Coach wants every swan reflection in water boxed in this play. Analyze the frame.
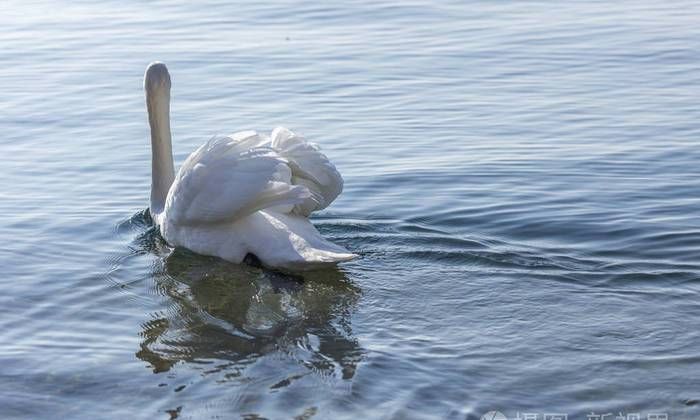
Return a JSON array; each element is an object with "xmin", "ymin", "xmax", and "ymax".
[{"xmin": 128, "ymin": 221, "xmax": 363, "ymax": 386}]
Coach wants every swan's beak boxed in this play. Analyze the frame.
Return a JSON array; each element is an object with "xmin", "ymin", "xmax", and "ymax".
[{"xmin": 144, "ymin": 62, "xmax": 171, "ymax": 94}]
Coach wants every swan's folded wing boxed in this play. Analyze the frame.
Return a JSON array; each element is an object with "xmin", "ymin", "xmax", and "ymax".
[
  {"xmin": 165, "ymin": 131, "xmax": 310, "ymax": 225},
  {"xmin": 270, "ymin": 127, "xmax": 343, "ymax": 216}
]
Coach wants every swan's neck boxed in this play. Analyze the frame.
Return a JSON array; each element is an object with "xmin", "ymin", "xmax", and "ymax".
[{"xmin": 147, "ymin": 85, "xmax": 174, "ymax": 216}]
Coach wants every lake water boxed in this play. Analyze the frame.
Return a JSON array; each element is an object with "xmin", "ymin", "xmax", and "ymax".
[{"xmin": 1, "ymin": 1, "xmax": 699, "ymax": 419}]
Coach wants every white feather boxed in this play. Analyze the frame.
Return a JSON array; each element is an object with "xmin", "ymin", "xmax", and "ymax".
[
  {"xmin": 164, "ymin": 132, "xmax": 309, "ymax": 225},
  {"xmin": 270, "ymin": 127, "xmax": 344, "ymax": 216}
]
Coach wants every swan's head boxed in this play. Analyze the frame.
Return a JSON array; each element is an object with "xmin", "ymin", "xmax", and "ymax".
[{"xmin": 144, "ymin": 62, "xmax": 171, "ymax": 96}]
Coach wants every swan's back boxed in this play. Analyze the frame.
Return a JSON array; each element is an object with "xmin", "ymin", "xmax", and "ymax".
[{"xmin": 159, "ymin": 128, "xmax": 354, "ymax": 270}]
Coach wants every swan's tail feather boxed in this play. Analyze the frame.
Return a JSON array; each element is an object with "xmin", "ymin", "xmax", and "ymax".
[{"xmin": 241, "ymin": 211, "xmax": 356, "ymax": 271}]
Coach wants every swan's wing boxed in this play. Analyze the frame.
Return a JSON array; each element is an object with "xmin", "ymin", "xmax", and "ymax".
[
  {"xmin": 165, "ymin": 131, "xmax": 310, "ymax": 225},
  {"xmin": 270, "ymin": 127, "xmax": 343, "ymax": 216}
]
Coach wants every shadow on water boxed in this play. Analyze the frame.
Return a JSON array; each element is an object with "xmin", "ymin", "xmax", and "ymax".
[{"xmin": 118, "ymin": 210, "xmax": 364, "ymax": 384}]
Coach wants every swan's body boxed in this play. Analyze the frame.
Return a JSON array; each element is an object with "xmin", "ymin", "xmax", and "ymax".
[{"xmin": 145, "ymin": 62, "xmax": 355, "ymax": 270}]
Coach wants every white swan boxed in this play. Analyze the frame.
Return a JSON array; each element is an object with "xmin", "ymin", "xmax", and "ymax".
[{"xmin": 144, "ymin": 62, "xmax": 355, "ymax": 270}]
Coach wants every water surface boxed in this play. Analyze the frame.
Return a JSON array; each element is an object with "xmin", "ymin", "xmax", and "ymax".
[{"xmin": 1, "ymin": 1, "xmax": 700, "ymax": 419}]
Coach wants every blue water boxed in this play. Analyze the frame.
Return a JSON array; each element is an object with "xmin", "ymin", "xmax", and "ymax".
[{"xmin": 1, "ymin": 1, "xmax": 700, "ymax": 419}]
